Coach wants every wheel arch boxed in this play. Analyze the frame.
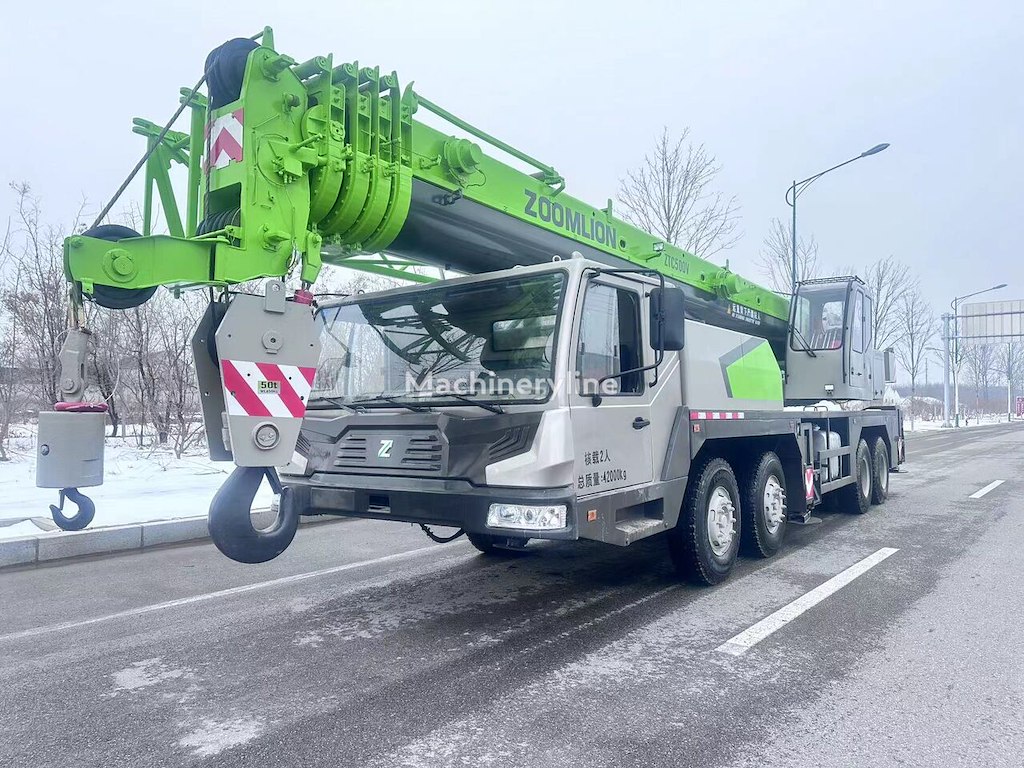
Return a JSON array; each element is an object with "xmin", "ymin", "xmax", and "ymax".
[{"xmin": 861, "ymin": 424, "xmax": 891, "ymax": 465}]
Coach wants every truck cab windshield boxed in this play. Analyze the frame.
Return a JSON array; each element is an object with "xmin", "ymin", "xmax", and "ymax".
[
  {"xmin": 791, "ymin": 283, "xmax": 848, "ymax": 352},
  {"xmin": 310, "ymin": 272, "xmax": 565, "ymax": 407}
]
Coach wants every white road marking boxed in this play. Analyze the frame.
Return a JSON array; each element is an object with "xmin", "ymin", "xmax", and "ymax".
[
  {"xmin": 716, "ymin": 547, "xmax": 899, "ymax": 657},
  {"xmin": 0, "ymin": 544, "xmax": 459, "ymax": 643},
  {"xmin": 969, "ymin": 480, "xmax": 1005, "ymax": 499}
]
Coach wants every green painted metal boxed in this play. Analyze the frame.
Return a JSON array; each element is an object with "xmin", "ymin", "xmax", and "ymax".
[
  {"xmin": 64, "ymin": 28, "xmax": 788, "ymax": 327},
  {"xmin": 182, "ymin": 88, "xmax": 207, "ymax": 237},
  {"xmin": 132, "ymin": 119, "xmax": 187, "ymax": 238},
  {"xmin": 723, "ymin": 341, "xmax": 784, "ymax": 401}
]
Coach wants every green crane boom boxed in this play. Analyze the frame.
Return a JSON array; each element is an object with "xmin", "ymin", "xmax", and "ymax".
[{"xmin": 65, "ymin": 28, "xmax": 789, "ymax": 343}]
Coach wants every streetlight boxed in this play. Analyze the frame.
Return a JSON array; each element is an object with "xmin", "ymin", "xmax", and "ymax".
[
  {"xmin": 947, "ymin": 283, "xmax": 1008, "ymax": 427},
  {"xmin": 785, "ymin": 143, "xmax": 890, "ymax": 294}
]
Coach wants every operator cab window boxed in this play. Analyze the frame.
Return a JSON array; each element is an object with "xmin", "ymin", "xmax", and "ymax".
[
  {"xmin": 792, "ymin": 284, "xmax": 848, "ymax": 351},
  {"xmin": 577, "ymin": 283, "xmax": 642, "ymax": 395},
  {"xmin": 851, "ymin": 291, "xmax": 865, "ymax": 353}
]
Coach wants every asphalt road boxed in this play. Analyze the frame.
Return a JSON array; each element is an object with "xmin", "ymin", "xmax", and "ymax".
[{"xmin": 1, "ymin": 422, "xmax": 1021, "ymax": 767}]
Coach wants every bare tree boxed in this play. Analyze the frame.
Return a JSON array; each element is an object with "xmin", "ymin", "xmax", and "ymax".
[
  {"xmin": 0, "ymin": 215, "xmax": 11, "ymax": 274},
  {"xmin": 4, "ymin": 183, "xmax": 83, "ymax": 410},
  {"xmin": 618, "ymin": 128, "xmax": 740, "ymax": 259},
  {"xmin": 82, "ymin": 303, "xmax": 128, "ymax": 437},
  {"xmin": 120, "ymin": 299, "xmax": 167, "ymax": 446},
  {"xmin": 995, "ymin": 342, "xmax": 1024, "ymax": 417},
  {"xmin": 153, "ymin": 293, "xmax": 206, "ymax": 458},
  {"xmin": 0, "ymin": 271, "xmax": 24, "ymax": 461},
  {"xmin": 894, "ymin": 288, "xmax": 938, "ymax": 428},
  {"xmin": 963, "ymin": 343, "xmax": 996, "ymax": 414},
  {"xmin": 862, "ymin": 256, "xmax": 915, "ymax": 352},
  {"xmin": 0, "ymin": 221, "xmax": 18, "ymax": 459},
  {"xmin": 756, "ymin": 217, "xmax": 820, "ymax": 293}
]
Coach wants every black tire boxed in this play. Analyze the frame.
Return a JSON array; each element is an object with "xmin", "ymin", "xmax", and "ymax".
[
  {"xmin": 49, "ymin": 489, "xmax": 96, "ymax": 531},
  {"xmin": 839, "ymin": 438, "xmax": 872, "ymax": 515},
  {"xmin": 82, "ymin": 225, "xmax": 158, "ymax": 310},
  {"xmin": 870, "ymin": 437, "xmax": 889, "ymax": 505},
  {"xmin": 740, "ymin": 452, "xmax": 788, "ymax": 558},
  {"xmin": 205, "ymin": 38, "xmax": 259, "ymax": 110},
  {"xmin": 208, "ymin": 466, "xmax": 299, "ymax": 564},
  {"xmin": 466, "ymin": 532, "xmax": 530, "ymax": 556},
  {"xmin": 668, "ymin": 457, "xmax": 741, "ymax": 585}
]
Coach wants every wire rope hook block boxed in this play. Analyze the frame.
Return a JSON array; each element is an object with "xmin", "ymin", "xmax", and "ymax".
[
  {"xmin": 35, "ymin": 328, "xmax": 107, "ymax": 531},
  {"xmin": 205, "ymin": 280, "xmax": 322, "ymax": 563},
  {"xmin": 36, "ymin": 403, "xmax": 108, "ymax": 531}
]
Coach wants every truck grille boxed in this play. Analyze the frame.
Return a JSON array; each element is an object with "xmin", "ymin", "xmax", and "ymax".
[
  {"xmin": 332, "ymin": 431, "xmax": 443, "ymax": 473},
  {"xmin": 334, "ymin": 435, "xmax": 368, "ymax": 464},
  {"xmin": 402, "ymin": 434, "xmax": 443, "ymax": 471}
]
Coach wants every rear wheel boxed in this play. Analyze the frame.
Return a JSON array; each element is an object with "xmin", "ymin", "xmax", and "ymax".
[
  {"xmin": 870, "ymin": 437, "xmax": 889, "ymax": 505},
  {"xmin": 839, "ymin": 438, "xmax": 872, "ymax": 514},
  {"xmin": 668, "ymin": 457, "xmax": 741, "ymax": 585},
  {"xmin": 466, "ymin": 532, "xmax": 530, "ymax": 556},
  {"xmin": 740, "ymin": 452, "xmax": 787, "ymax": 558}
]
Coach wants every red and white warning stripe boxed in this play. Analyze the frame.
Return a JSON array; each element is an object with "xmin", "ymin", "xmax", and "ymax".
[
  {"xmin": 804, "ymin": 466, "xmax": 815, "ymax": 500},
  {"xmin": 205, "ymin": 109, "xmax": 244, "ymax": 170},
  {"xmin": 221, "ymin": 360, "xmax": 316, "ymax": 419},
  {"xmin": 689, "ymin": 411, "xmax": 746, "ymax": 421}
]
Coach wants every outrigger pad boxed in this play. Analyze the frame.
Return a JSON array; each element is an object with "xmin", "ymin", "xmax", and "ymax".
[{"xmin": 212, "ymin": 281, "xmax": 322, "ymax": 467}]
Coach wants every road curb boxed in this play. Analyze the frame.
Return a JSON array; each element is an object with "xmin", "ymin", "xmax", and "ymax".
[{"xmin": 0, "ymin": 513, "xmax": 346, "ymax": 569}]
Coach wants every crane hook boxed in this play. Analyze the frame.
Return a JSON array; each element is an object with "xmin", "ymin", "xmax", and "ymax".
[
  {"xmin": 208, "ymin": 466, "xmax": 299, "ymax": 564},
  {"xmin": 49, "ymin": 488, "xmax": 96, "ymax": 532}
]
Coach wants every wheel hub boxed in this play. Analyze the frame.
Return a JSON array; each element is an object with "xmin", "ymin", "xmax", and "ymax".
[
  {"xmin": 859, "ymin": 454, "xmax": 871, "ymax": 497},
  {"xmin": 707, "ymin": 486, "xmax": 736, "ymax": 556},
  {"xmin": 763, "ymin": 475, "xmax": 786, "ymax": 534}
]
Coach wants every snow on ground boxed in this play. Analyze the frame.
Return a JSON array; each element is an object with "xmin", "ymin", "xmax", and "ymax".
[
  {"xmin": 904, "ymin": 413, "xmax": 1015, "ymax": 432},
  {"xmin": 0, "ymin": 426, "xmax": 274, "ymax": 541}
]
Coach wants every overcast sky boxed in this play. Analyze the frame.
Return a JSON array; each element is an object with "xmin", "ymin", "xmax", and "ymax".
[{"xmin": 3, "ymin": 0, "xmax": 1021, "ymax": 317}]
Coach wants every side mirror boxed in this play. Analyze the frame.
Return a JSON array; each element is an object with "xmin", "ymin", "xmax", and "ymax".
[
  {"xmin": 650, "ymin": 286, "xmax": 685, "ymax": 351},
  {"xmin": 884, "ymin": 348, "xmax": 896, "ymax": 383}
]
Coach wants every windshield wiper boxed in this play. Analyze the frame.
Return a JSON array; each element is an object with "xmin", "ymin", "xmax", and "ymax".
[
  {"xmin": 351, "ymin": 395, "xmax": 433, "ymax": 412},
  {"xmin": 426, "ymin": 392, "xmax": 505, "ymax": 414},
  {"xmin": 790, "ymin": 326, "xmax": 818, "ymax": 357},
  {"xmin": 306, "ymin": 396, "xmax": 366, "ymax": 413}
]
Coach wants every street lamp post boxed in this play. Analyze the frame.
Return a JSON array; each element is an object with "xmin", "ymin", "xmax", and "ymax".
[
  {"xmin": 1007, "ymin": 341, "xmax": 1013, "ymax": 424},
  {"xmin": 948, "ymin": 283, "xmax": 1008, "ymax": 427},
  {"xmin": 785, "ymin": 143, "xmax": 890, "ymax": 294}
]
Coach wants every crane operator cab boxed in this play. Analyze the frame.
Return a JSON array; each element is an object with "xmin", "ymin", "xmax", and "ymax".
[{"xmin": 784, "ymin": 276, "xmax": 895, "ymax": 404}]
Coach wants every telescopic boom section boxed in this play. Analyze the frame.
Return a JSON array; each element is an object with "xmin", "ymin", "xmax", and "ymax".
[{"xmin": 63, "ymin": 30, "xmax": 789, "ymax": 340}]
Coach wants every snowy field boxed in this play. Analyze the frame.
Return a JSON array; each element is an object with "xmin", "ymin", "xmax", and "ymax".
[
  {"xmin": 0, "ymin": 425, "xmax": 273, "ymax": 542},
  {"xmin": 904, "ymin": 413, "xmax": 1014, "ymax": 432}
]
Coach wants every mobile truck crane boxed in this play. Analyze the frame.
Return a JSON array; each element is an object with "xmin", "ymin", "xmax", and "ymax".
[{"xmin": 38, "ymin": 28, "xmax": 904, "ymax": 584}]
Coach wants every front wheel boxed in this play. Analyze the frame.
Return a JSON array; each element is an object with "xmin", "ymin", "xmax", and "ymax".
[
  {"xmin": 668, "ymin": 457, "xmax": 741, "ymax": 585},
  {"xmin": 466, "ymin": 532, "xmax": 530, "ymax": 556}
]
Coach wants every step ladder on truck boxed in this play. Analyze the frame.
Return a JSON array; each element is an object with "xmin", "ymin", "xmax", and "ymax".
[{"xmin": 41, "ymin": 27, "xmax": 904, "ymax": 584}]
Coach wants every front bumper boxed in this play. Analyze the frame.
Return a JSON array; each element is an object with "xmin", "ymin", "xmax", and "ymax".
[{"xmin": 283, "ymin": 472, "xmax": 578, "ymax": 540}]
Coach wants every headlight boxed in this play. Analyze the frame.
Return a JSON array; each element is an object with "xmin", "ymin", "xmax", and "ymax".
[{"xmin": 487, "ymin": 503, "xmax": 567, "ymax": 531}]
